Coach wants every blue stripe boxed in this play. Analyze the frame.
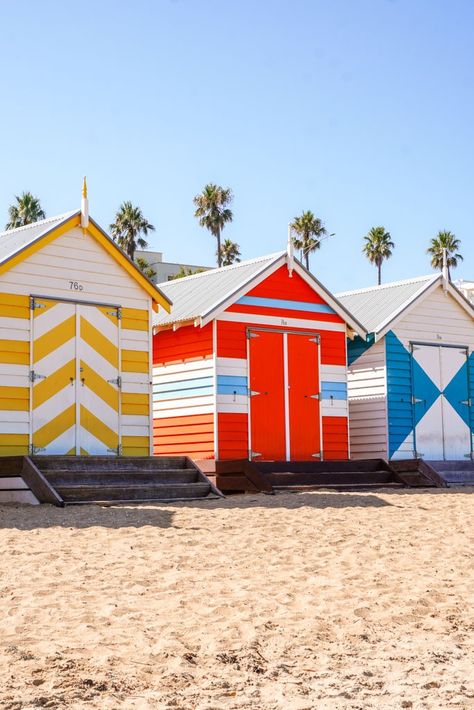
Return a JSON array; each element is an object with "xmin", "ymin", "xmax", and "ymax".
[
  {"xmin": 153, "ymin": 385, "xmax": 213, "ymax": 401},
  {"xmin": 236, "ymin": 295, "xmax": 336, "ymax": 314},
  {"xmin": 321, "ymin": 381, "xmax": 347, "ymax": 400},
  {"xmin": 153, "ymin": 376, "xmax": 213, "ymax": 394},
  {"xmin": 217, "ymin": 375, "xmax": 248, "ymax": 396}
]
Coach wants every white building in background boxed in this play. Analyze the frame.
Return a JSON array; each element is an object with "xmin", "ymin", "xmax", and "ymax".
[
  {"xmin": 136, "ymin": 250, "xmax": 210, "ymax": 282},
  {"xmin": 455, "ymin": 280, "xmax": 474, "ymax": 304}
]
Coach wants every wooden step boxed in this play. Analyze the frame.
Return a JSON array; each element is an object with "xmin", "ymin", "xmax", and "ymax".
[
  {"xmin": 45, "ymin": 469, "xmax": 198, "ymax": 485},
  {"xmin": 56, "ymin": 481, "xmax": 212, "ymax": 502},
  {"xmin": 266, "ymin": 470, "xmax": 394, "ymax": 486},
  {"xmin": 32, "ymin": 456, "xmax": 190, "ymax": 471},
  {"xmin": 273, "ymin": 482, "xmax": 405, "ymax": 492}
]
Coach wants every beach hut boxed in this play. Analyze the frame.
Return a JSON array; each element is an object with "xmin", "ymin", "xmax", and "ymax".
[
  {"xmin": 152, "ymin": 247, "xmax": 365, "ymax": 462},
  {"xmin": 0, "ymin": 184, "xmax": 171, "ymax": 478},
  {"xmin": 337, "ymin": 274, "xmax": 474, "ymax": 461}
]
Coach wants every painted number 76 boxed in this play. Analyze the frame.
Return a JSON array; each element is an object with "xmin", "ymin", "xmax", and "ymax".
[{"xmin": 68, "ymin": 281, "xmax": 84, "ymax": 291}]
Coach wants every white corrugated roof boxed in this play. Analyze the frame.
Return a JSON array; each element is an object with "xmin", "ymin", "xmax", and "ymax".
[
  {"xmin": 154, "ymin": 252, "xmax": 285, "ymax": 326},
  {"xmin": 337, "ymin": 274, "xmax": 440, "ymax": 334},
  {"xmin": 0, "ymin": 211, "xmax": 79, "ymax": 264}
]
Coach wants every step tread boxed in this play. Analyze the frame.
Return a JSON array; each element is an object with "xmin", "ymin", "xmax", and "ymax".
[
  {"xmin": 273, "ymin": 482, "xmax": 405, "ymax": 491},
  {"xmin": 55, "ymin": 481, "xmax": 209, "ymax": 490}
]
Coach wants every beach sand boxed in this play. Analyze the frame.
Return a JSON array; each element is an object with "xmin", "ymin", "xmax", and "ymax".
[{"xmin": 0, "ymin": 488, "xmax": 473, "ymax": 709}]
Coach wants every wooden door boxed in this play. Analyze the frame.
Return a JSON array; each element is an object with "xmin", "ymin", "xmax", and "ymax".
[
  {"xmin": 249, "ymin": 330, "xmax": 286, "ymax": 460},
  {"xmin": 287, "ymin": 333, "xmax": 321, "ymax": 460}
]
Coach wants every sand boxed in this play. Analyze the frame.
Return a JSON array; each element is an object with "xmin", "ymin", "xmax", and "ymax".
[{"xmin": 0, "ymin": 488, "xmax": 473, "ymax": 710}]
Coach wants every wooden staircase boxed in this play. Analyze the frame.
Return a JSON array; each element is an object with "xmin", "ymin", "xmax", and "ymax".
[
  {"xmin": 421, "ymin": 460, "xmax": 474, "ymax": 487},
  {"xmin": 27, "ymin": 456, "xmax": 222, "ymax": 505},
  {"xmin": 214, "ymin": 458, "xmax": 440, "ymax": 494}
]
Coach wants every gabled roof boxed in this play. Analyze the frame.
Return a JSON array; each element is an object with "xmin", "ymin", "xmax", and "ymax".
[
  {"xmin": 153, "ymin": 251, "xmax": 367, "ymax": 337},
  {"xmin": 337, "ymin": 273, "xmax": 474, "ymax": 339},
  {"xmin": 0, "ymin": 211, "xmax": 171, "ymax": 312}
]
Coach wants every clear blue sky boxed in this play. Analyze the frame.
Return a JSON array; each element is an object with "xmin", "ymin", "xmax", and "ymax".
[{"xmin": 0, "ymin": 0, "xmax": 472, "ymax": 291}]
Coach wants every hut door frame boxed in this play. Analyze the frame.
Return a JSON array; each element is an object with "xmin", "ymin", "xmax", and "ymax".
[
  {"xmin": 247, "ymin": 327, "xmax": 322, "ymax": 461},
  {"xmin": 30, "ymin": 296, "xmax": 122, "ymax": 456}
]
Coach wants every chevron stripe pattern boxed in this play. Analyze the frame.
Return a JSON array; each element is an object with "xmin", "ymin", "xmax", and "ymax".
[{"xmin": 32, "ymin": 299, "xmax": 120, "ymax": 455}]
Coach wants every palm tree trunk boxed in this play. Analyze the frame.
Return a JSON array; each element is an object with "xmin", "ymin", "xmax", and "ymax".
[
  {"xmin": 305, "ymin": 250, "xmax": 310, "ymax": 270},
  {"xmin": 377, "ymin": 260, "xmax": 382, "ymax": 286},
  {"xmin": 217, "ymin": 227, "xmax": 222, "ymax": 268}
]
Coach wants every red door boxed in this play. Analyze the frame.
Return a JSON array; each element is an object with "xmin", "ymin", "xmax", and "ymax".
[
  {"xmin": 287, "ymin": 333, "xmax": 321, "ymax": 460},
  {"xmin": 249, "ymin": 331, "xmax": 286, "ymax": 460}
]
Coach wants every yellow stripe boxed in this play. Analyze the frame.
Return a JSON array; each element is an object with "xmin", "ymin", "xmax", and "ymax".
[
  {"xmin": 122, "ymin": 349, "xmax": 149, "ymax": 373},
  {"xmin": 80, "ymin": 405, "xmax": 118, "ymax": 450},
  {"xmin": 0, "ymin": 339, "xmax": 29, "ymax": 366},
  {"xmin": 66, "ymin": 447, "xmax": 76, "ymax": 455},
  {"xmin": 122, "ymin": 446, "xmax": 149, "ymax": 456},
  {"xmin": 80, "ymin": 447, "xmax": 89, "ymax": 455},
  {"xmin": 80, "ymin": 361, "xmax": 119, "ymax": 411},
  {"xmin": 122, "ymin": 436, "xmax": 149, "ymax": 449},
  {"xmin": 0, "ymin": 385, "xmax": 29, "ymax": 411},
  {"xmin": 0, "ymin": 293, "xmax": 30, "ymax": 319},
  {"xmin": 32, "ymin": 299, "xmax": 60, "ymax": 318},
  {"xmin": 122, "ymin": 308, "xmax": 149, "ymax": 331},
  {"xmin": 81, "ymin": 317, "xmax": 118, "ymax": 368},
  {"xmin": 33, "ymin": 404, "xmax": 76, "ymax": 448},
  {"xmin": 33, "ymin": 359, "xmax": 75, "ymax": 409},
  {"xmin": 122, "ymin": 392, "xmax": 149, "ymax": 416},
  {"xmin": 0, "ymin": 436, "xmax": 29, "ymax": 455},
  {"xmin": 33, "ymin": 315, "xmax": 75, "ymax": 363},
  {"xmin": 96, "ymin": 305, "xmax": 120, "ymax": 325},
  {"xmin": 87, "ymin": 222, "xmax": 171, "ymax": 313}
]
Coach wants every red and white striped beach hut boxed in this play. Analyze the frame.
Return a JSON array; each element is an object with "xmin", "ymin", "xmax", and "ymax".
[{"xmin": 152, "ymin": 249, "xmax": 365, "ymax": 462}]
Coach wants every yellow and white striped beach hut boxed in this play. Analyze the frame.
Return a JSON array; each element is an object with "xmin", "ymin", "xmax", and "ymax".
[{"xmin": 0, "ymin": 186, "xmax": 171, "ymax": 461}]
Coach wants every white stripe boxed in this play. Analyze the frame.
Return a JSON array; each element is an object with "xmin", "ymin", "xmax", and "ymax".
[
  {"xmin": 216, "ymin": 357, "xmax": 247, "ymax": 377},
  {"xmin": 153, "ymin": 364, "xmax": 214, "ymax": 385},
  {"xmin": 0, "ymin": 410, "xmax": 29, "ymax": 423},
  {"xmin": 81, "ymin": 387, "xmax": 119, "ymax": 432},
  {"xmin": 121, "ymin": 424, "xmax": 149, "ymax": 437},
  {"xmin": 122, "ymin": 371, "xmax": 152, "ymax": 385},
  {"xmin": 0, "ymin": 375, "xmax": 30, "ymax": 388},
  {"xmin": 321, "ymin": 401, "xmax": 348, "ymax": 416},
  {"xmin": 33, "ymin": 302, "xmax": 75, "ymax": 338},
  {"xmin": 122, "ymin": 328, "xmax": 148, "ymax": 344},
  {"xmin": 217, "ymin": 402, "xmax": 248, "ymax": 414},
  {"xmin": 33, "ymin": 386, "xmax": 76, "ymax": 431},
  {"xmin": 153, "ymin": 404, "xmax": 213, "ymax": 419},
  {"xmin": 217, "ymin": 394, "xmax": 248, "ymax": 409},
  {"xmin": 122, "ymin": 382, "xmax": 150, "ymax": 395},
  {"xmin": 0, "ymin": 364, "xmax": 29, "ymax": 379},
  {"xmin": 320, "ymin": 364, "xmax": 347, "ymax": 378},
  {"xmin": 0, "ymin": 421, "xmax": 29, "ymax": 434},
  {"xmin": 152, "ymin": 358, "xmax": 213, "ymax": 377},
  {"xmin": 0, "ymin": 326, "xmax": 29, "ymax": 341},
  {"xmin": 0, "ymin": 316, "xmax": 29, "ymax": 331},
  {"xmin": 34, "ymin": 338, "xmax": 75, "ymax": 376},
  {"xmin": 122, "ymin": 414, "xmax": 150, "ymax": 427},
  {"xmin": 153, "ymin": 394, "xmax": 215, "ymax": 411},
  {"xmin": 217, "ymin": 312, "xmax": 346, "ymax": 332},
  {"xmin": 320, "ymin": 373, "xmax": 347, "ymax": 384}
]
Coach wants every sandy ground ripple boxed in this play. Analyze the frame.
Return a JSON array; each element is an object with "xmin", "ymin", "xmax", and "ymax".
[{"xmin": 0, "ymin": 488, "xmax": 473, "ymax": 709}]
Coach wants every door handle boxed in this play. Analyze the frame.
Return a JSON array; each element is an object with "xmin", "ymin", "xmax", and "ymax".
[
  {"xmin": 70, "ymin": 377, "xmax": 74, "ymax": 386},
  {"xmin": 81, "ymin": 377, "xmax": 85, "ymax": 387}
]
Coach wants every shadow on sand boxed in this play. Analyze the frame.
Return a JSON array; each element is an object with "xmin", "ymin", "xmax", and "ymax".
[{"xmin": 0, "ymin": 486, "xmax": 471, "ymax": 531}]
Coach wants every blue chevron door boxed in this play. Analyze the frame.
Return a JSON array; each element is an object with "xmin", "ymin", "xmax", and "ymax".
[{"xmin": 412, "ymin": 344, "xmax": 471, "ymax": 460}]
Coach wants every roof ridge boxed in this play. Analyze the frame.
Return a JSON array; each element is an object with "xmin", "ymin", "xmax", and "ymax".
[
  {"xmin": 157, "ymin": 250, "xmax": 285, "ymax": 287},
  {"xmin": 0, "ymin": 210, "xmax": 79, "ymax": 239},
  {"xmin": 337, "ymin": 273, "xmax": 439, "ymax": 297}
]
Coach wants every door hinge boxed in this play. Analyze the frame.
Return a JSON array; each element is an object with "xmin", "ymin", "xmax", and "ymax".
[
  {"xmin": 309, "ymin": 393, "xmax": 320, "ymax": 400},
  {"xmin": 29, "ymin": 370, "xmax": 46, "ymax": 383},
  {"xmin": 30, "ymin": 298, "xmax": 46, "ymax": 310},
  {"xmin": 414, "ymin": 451, "xmax": 424, "ymax": 459},
  {"xmin": 107, "ymin": 308, "xmax": 121, "ymax": 319},
  {"xmin": 249, "ymin": 390, "xmax": 260, "ymax": 397},
  {"xmin": 250, "ymin": 450, "xmax": 262, "ymax": 459},
  {"xmin": 460, "ymin": 399, "xmax": 471, "ymax": 406},
  {"xmin": 308, "ymin": 336, "xmax": 320, "ymax": 343},
  {"xmin": 107, "ymin": 376, "xmax": 122, "ymax": 388},
  {"xmin": 464, "ymin": 453, "xmax": 473, "ymax": 459},
  {"xmin": 312, "ymin": 452, "xmax": 321, "ymax": 458},
  {"xmin": 30, "ymin": 444, "xmax": 46, "ymax": 455},
  {"xmin": 247, "ymin": 331, "xmax": 259, "ymax": 339},
  {"xmin": 412, "ymin": 396, "xmax": 424, "ymax": 404}
]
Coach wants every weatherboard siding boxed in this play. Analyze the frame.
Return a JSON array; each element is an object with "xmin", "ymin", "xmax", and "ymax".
[{"xmin": 347, "ymin": 338, "xmax": 388, "ymax": 459}]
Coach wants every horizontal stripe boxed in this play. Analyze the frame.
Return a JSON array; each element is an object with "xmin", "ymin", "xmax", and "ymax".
[
  {"xmin": 0, "ymin": 386, "xmax": 29, "ymax": 411},
  {"xmin": 0, "ymin": 433, "xmax": 29, "ymax": 447},
  {"xmin": 153, "ymin": 403, "xmax": 214, "ymax": 419},
  {"xmin": 154, "ymin": 375, "xmax": 213, "ymax": 394},
  {"xmin": 0, "ymin": 364, "xmax": 29, "ymax": 379},
  {"xmin": 236, "ymin": 295, "xmax": 336, "ymax": 314},
  {"xmin": 153, "ymin": 358, "xmax": 213, "ymax": 377},
  {"xmin": 0, "ymin": 410, "xmax": 29, "ymax": 423},
  {"xmin": 121, "ymin": 333, "xmax": 149, "ymax": 351},
  {"xmin": 0, "ymin": 421, "xmax": 29, "ymax": 434},
  {"xmin": 0, "ymin": 292, "xmax": 30, "ymax": 319},
  {"xmin": 122, "ymin": 307, "xmax": 149, "ymax": 331},
  {"xmin": 216, "ymin": 357, "xmax": 247, "ymax": 378},
  {"xmin": 0, "ymin": 339, "xmax": 29, "ymax": 365},
  {"xmin": 321, "ymin": 381, "xmax": 348, "ymax": 400},
  {"xmin": 122, "ymin": 392, "xmax": 149, "ymax": 416},
  {"xmin": 217, "ymin": 374, "xmax": 248, "ymax": 396},
  {"xmin": 122, "ymin": 435, "xmax": 149, "ymax": 448},
  {"xmin": 153, "ymin": 385, "xmax": 213, "ymax": 401},
  {"xmin": 217, "ymin": 312, "xmax": 346, "ymax": 332},
  {"xmin": 122, "ymin": 414, "xmax": 150, "ymax": 427},
  {"xmin": 122, "ymin": 349, "xmax": 149, "ymax": 373}
]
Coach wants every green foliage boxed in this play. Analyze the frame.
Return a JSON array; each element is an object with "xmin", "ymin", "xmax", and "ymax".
[
  {"xmin": 219, "ymin": 239, "xmax": 241, "ymax": 266},
  {"xmin": 110, "ymin": 201, "xmax": 155, "ymax": 260},
  {"xmin": 169, "ymin": 266, "xmax": 206, "ymax": 280},
  {"xmin": 193, "ymin": 184, "xmax": 233, "ymax": 267},
  {"xmin": 135, "ymin": 256, "xmax": 157, "ymax": 281},
  {"xmin": 5, "ymin": 192, "xmax": 45, "ymax": 229},
  {"xmin": 290, "ymin": 210, "xmax": 328, "ymax": 270},
  {"xmin": 427, "ymin": 230, "xmax": 463, "ymax": 277},
  {"xmin": 362, "ymin": 226, "xmax": 394, "ymax": 285}
]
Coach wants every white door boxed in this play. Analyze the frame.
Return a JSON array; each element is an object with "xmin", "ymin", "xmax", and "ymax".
[
  {"xmin": 31, "ymin": 299, "xmax": 121, "ymax": 455},
  {"xmin": 412, "ymin": 343, "xmax": 471, "ymax": 460}
]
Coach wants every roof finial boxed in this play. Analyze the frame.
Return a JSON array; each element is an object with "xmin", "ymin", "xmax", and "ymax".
[
  {"xmin": 81, "ymin": 176, "xmax": 89, "ymax": 231},
  {"xmin": 287, "ymin": 223, "xmax": 294, "ymax": 278}
]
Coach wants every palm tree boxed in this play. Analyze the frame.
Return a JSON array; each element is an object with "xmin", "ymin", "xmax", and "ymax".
[
  {"xmin": 135, "ymin": 256, "xmax": 156, "ymax": 281},
  {"xmin": 5, "ymin": 192, "xmax": 45, "ymax": 229},
  {"xmin": 290, "ymin": 210, "xmax": 328, "ymax": 270},
  {"xmin": 193, "ymin": 184, "xmax": 233, "ymax": 267},
  {"xmin": 110, "ymin": 201, "xmax": 155, "ymax": 260},
  {"xmin": 362, "ymin": 226, "xmax": 394, "ymax": 285},
  {"xmin": 219, "ymin": 239, "xmax": 241, "ymax": 266},
  {"xmin": 427, "ymin": 230, "xmax": 463, "ymax": 278},
  {"xmin": 170, "ymin": 266, "xmax": 206, "ymax": 280}
]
